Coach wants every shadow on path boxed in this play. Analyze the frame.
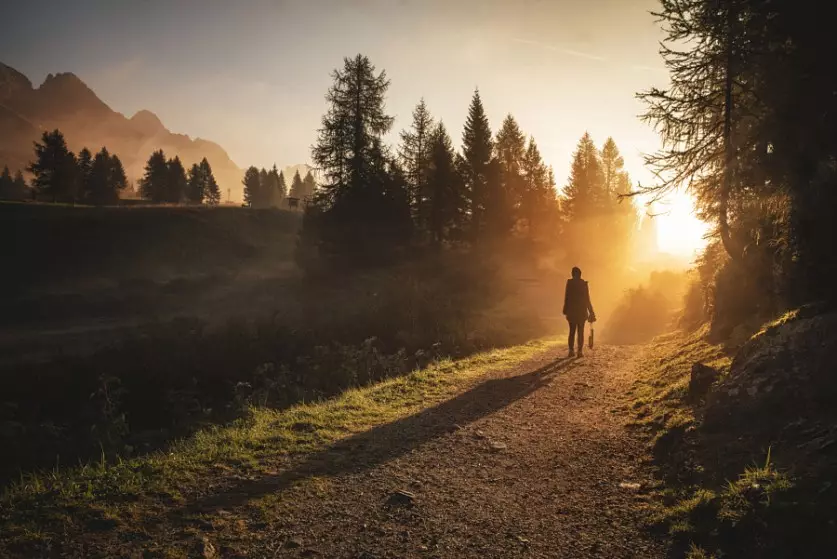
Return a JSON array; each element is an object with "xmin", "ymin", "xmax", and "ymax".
[{"xmin": 183, "ymin": 355, "xmax": 576, "ymax": 515}]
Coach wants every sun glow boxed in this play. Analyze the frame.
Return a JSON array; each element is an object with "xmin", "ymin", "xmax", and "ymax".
[{"xmin": 653, "ymin": 191, "xmax": 710, "ymax": 257}]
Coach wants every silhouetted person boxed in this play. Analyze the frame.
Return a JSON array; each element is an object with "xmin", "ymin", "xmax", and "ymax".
[{"xmin": 563, "ymin": 266, "xmax": 595, "ymax": 357}]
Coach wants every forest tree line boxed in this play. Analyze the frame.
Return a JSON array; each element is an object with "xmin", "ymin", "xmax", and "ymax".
[
  {"xmin": 640, "ymin": 0, "xmax": 837, "ymax": 333},
  {"xmin": 298, "ymin": 54, "xmax": 638, "ymax": 271},
  {"xmin": 3, "ymin": 129, "xmax": 226, "ymax": 206},
  {"xmin": 242, "ymin": 166, "xmax": 316, "ymax": 209}
]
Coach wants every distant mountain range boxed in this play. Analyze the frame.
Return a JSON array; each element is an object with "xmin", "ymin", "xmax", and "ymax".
[{"xmin": 1, "ymin": 62, "xmax": 305, "ymax": 203}]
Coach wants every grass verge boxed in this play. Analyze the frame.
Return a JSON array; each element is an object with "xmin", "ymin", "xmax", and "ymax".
[{"xmin": 0, "ymin": 337, "xmax": 559, "ymax": 556}]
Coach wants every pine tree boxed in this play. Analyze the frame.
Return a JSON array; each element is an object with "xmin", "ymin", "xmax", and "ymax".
[
  {"xmin": 289, "ymin": 170, "xmax": 304, "ymax": 200},
  {"xmin": 275, "ymin": 169, "xmax": 287, "ymax": 206},
  {"xmin": 302, "ymin": 170, "xmax": 317, "ymax": 201},
  {"xmin": 562, "ymin": 132, "xmax": 603, "ymax": 222},
  {"xmin": 461, "ymin": 89, "xmax": 494, "ymax": 238},
  {"xmin": 87, "ymin": 147, "xmax": 122, "ymax": 205},
  {"xmin": 600, "ymin": 137, "xmax": 624, "ymax": 199},
  {"xmin": 0, "ymin": 166, "xmax": 12, "ymax": 200},
  {"xmin": 399, "ymin": 98, "xmax": 434, "ymax": 221},
  {"xmin": 187, "ymin": 163, "xmax": 202, "ymax": 204},
  {"xmin": 243, "ymin": 166, "xmax": 261, "ymax": 207},
  {"xmin": 140, "ymin": 150, "xmax": 169, "ymax": 203},
  {"xmin": 267, "ymin": 165, "xmax": 284, "ymax": 207},
  {"xmin": 166, "ymin": 156, "xmax": 187, "ymax": 204},
  {"xmin": 521, "ymin": 137, "xmax": 554, "ymax": 238},
  {"xmin": 109, "ymin": 154, "xmax": 127, "ymax": 200},
  {"xmin": 12, "ymin": 170, "xmax": 28, "ymax": 200},
  {"xmin": 495, "ymin": 114, "xmax": 527, "ymax": 217},
  {"xmin": 200, "ymin": 158, "xmax": 220, "ymax": 206},
  {"xmin": 424, "ymin": 122, "xmax": 466, "ymax": 244},
  {"xmin": 308, "ymin": 54, "xmax": 410, "ymax": 264},
  {"xmin": 312, "ymin": 54, "xmax": 395, "ymax": 205},
  {"xmin": 77, "ymin": 147, "xmax": 93, "ymax": 201},
  {"xmin": 27, "ymin": 129, "xmax": 78, "ymax": 203}
]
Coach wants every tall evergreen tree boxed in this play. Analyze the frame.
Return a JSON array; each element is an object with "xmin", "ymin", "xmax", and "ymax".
[
  {"xmin": 243, "ymin": 166, "xmax": 261, "ymax": 207},
  {"xmin": 12, "ymin": 170, "xmax": 28, "ymax": 200},
  {"xmin": 289, "ymin": 170, "xmax": 304, "ymax": 200},
  {"xmin": 77, "ymin": 147, "xmax": 93, "ymax": 201},
  {"xmin": 166, "ymin": 156, "xmax": 187, "ymax": 204},
  {"xmin": 140, "ymin": 150, "xmax": 169, "ymax": 203},
  {"xmin": 267, "ymin": 165, "xmax": 284, "ymax": 207},
  {"xmin": 495, "ymin": 114, "xmax": 527, "ymax": 217},
  {"xmin": 562, "ymin": 132, "xmax": 603, "ymax": 222},
  {"xmin": 307, "ymin": 54, "xmax": 410, "ymax": 265},
  {"xmin": 87, "ymin": 147, "xmax": 121, "ymax": 205},
  {"xmin": 275, "ymin": 169, "xmax": 287, "ymax": 205},
  {"xmin": 302, "ymin": 170, "xmax": 317, "ymax": 201},
  {"xmin": 399, "ymin": 98, "xmax": 434, "ymax": 220},
  {"xmin": 461, "ymin": 89, "xmax": 494, "ymax": 238},
  {"xmin": 109, "ymin": 154, "xmax": 127, "ymax": 197},
  {"xmin": 201, "ymin": 158, "xmax": 221, "ymax": 206},
  {"xmin": 186, "ymin": 163, "xmax": 205, "ymax": 204},
  {"xmin": 27, "ymin": 129, "xmax": 78, "ymax": 203},
  {"xmin": 521, "ymin": 137, "xmax": 555, "ymax": 238},
  {"xmin": 424, "ymin": 122, "xmax": 466, "ymax": 244}
]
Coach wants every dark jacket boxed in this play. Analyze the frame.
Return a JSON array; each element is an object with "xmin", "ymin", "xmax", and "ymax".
[{"xmin": 563, "ymin": 278, "xmax": 594, "ymax": 322}]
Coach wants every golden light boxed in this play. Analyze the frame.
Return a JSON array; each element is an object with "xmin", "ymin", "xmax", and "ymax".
[{"xmin": 654, "ymin": 190, "xmax": 710, "ymax": 257}]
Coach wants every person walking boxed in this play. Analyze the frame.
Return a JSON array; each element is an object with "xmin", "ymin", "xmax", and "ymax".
[{"xmin": 563, "ymin": 266, "xmax": 596, "ymax": 357}]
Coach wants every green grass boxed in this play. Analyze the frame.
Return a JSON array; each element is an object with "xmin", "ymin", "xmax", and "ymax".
[{"xmin": 0, "ymin": 337, "xmax": 559, "ymax": 554}]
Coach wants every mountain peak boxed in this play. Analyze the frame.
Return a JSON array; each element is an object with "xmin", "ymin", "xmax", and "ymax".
[
  {"xmin": 0, "ymin": 62, "xmax": 34, "ymax": 103},
  {"xmin": 37, "ymin": 71, "xmax": 110, "ymax": 116},
  {"xmin": 130, "ymin": 109, "xmax": 167, "ymax": 135}
]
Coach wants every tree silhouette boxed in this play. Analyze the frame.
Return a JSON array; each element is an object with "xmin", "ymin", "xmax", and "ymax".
[
  {"xmin": 461, "ymin": 89, "xmax": 494, "ymax": 238},
  {"xmin": 202, "ymin": 158, "xmax": 221, "ymax": 206},
  {"xmin": 243, "ymin": 166, "xmax": 261, "ymax": 208},
  {"xmin": 289, "ymin": 170, "xmax": 304, "ymax": 200},
  {"xmin": 562, "ymin": 132, "xmax": 603, "ymax": 222},
  {"xmin": 186, "ymin": 163, "xmax": 205, "ymax": 204},
  {"xmin": 275, "ymin": 169, "xmax": 287, "ymax": 206},
  {"xmin": 307, "ymin": 54, "xmax": 410, "ymax": 265},
  {"xmin": 302, "ymin": 170, "xmax": 317, "ymax": 201},
  {"xmin": 86, "ymin": 147, "xmax": 123, "ymax": 206},
  {"xmin": 166, "ymin": 156, "xmax": 187, "ymax": 204},
  {"xmin": 27, "ymin": 130, "xmax": 78, "ymax": 203},
  {"xmin": 140, "ymin": 150, "xmax": 169, "ymax": 203},
  {"xmin": 77, "ymin": 147, "xmax": 93, "ymax": 201},
  {"xmin": 400, "ymin": 99, "xmax": 434, "ymax": 222},
  {"xmin": 11, "ymin": 170, "xmax": 27, "ymax": 200},
  {"xmin": 424, "ymin": 122, "xmax": 466, "ymax": 244},
  {"xmin": 495, "ymin": 114, "xmax": 527, "ymax": 220},
  {"xmin": 521, "ymin": 137, "xmax": 557, "ymax": 240}
]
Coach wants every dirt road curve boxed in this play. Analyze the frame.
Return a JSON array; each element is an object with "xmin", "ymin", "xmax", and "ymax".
[{"xmin": 199, "ymin": 345, "xmax": 666, "ymax": 558}]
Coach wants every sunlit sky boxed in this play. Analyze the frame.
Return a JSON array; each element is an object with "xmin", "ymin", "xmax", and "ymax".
[{"xmin": 2, "ymin": 0, "xmax": 707, "ymax": 255}]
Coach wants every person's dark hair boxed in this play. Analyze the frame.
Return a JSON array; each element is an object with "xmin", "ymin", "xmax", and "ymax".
[{"xmin": 571, "ymin": 267, "xmax": 582, "ymax": 278}]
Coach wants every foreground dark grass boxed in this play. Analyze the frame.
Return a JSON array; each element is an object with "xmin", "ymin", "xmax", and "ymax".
[
  {"xmin": 630, "ymin": 325, "xmax": 836, "ymax": 557},
  {"xmin": 0, "ymin": 337, "xmax": 560, "ymax": 557}
]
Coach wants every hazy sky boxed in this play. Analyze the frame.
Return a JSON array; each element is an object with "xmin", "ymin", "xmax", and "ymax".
[{"xmin": 3, "ymin": 0, "xmax": 705, "ymax": 252}]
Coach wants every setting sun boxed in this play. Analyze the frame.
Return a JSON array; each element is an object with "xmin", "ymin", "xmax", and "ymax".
[{"xmin": 653, "ymin": 191, "xmax": 710, "ymax": 258}]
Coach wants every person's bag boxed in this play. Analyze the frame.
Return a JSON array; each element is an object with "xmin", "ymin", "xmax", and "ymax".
[{"xmin": 588, "ymin": 328, "xmax": 595, "ymax": 349}]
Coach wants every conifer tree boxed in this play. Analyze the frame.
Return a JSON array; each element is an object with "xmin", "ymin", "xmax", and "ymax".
[
  {"xmin": 562, "ymin": 132, "xmax": 603, "ymax": 222},
  {"xmin": 201, "ymin": 158, "xmax": 221, "ymax": 206},
  {"xmin": 166, "ymin": 156, "xmax": 187, "ymax": 204},
  {"xmin": 12, "ymin": 170, "xmax": 28, "ymax": 200},
  {"xmin": 27, "ymin": 129, "xmax": 78, "ymax": 203},
  {"xmin": 140, "ymin": 150, "xmax": 169, "ymax": 203},
  {"xmin": 267, "ymin": 165, "xmax": 284, "ymax": 207},
  {"xmin": 424, "ymin": 122, "xmax": 466, "ymax": 244},
  {"xmin": 495, "ymin": 114, "xmax": 527, "ymax": 217},
  {"xmin": 289, "ymin": 170, "xmax": 304, "ymax": 200},
  {"xmin": 461, "ymin": 89, "xmax": 494, "ymax": 238},
  {"xmin": 77, "ymin": 147, "xmax": 93, "ymax": 201},
  {"xmin": 276, "ymin": 169, "xmax": 287, "ymax": 205},
  {"xmin": 399, "ymin": 98, "xmax": 434, "ymax": 220},
  {"xmin": 87, "ymin": 147, "xmax": 122, "ymax": 205},
  {"xmin": 302, "ymin": 170, "xmax": 316, "ymax": 201},
  {"xmin": 243, "ymin": 166, "xmax": 261, "ymax": 207},
  {"xmin": 187, "ymin": 163, "xmax": 205, "ymax": 204},
  {"xmin": 308, "ymin": 54, "xmax": 410, "ymax": 264},
  {"xmin": 109, "ymin": 154, "xmax": 127, "ymax": 200}
]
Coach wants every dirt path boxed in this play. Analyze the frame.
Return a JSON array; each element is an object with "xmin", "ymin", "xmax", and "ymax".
[{"xmin": 187, "ymin": 345, "xmax": 666, "ymax": 558}]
